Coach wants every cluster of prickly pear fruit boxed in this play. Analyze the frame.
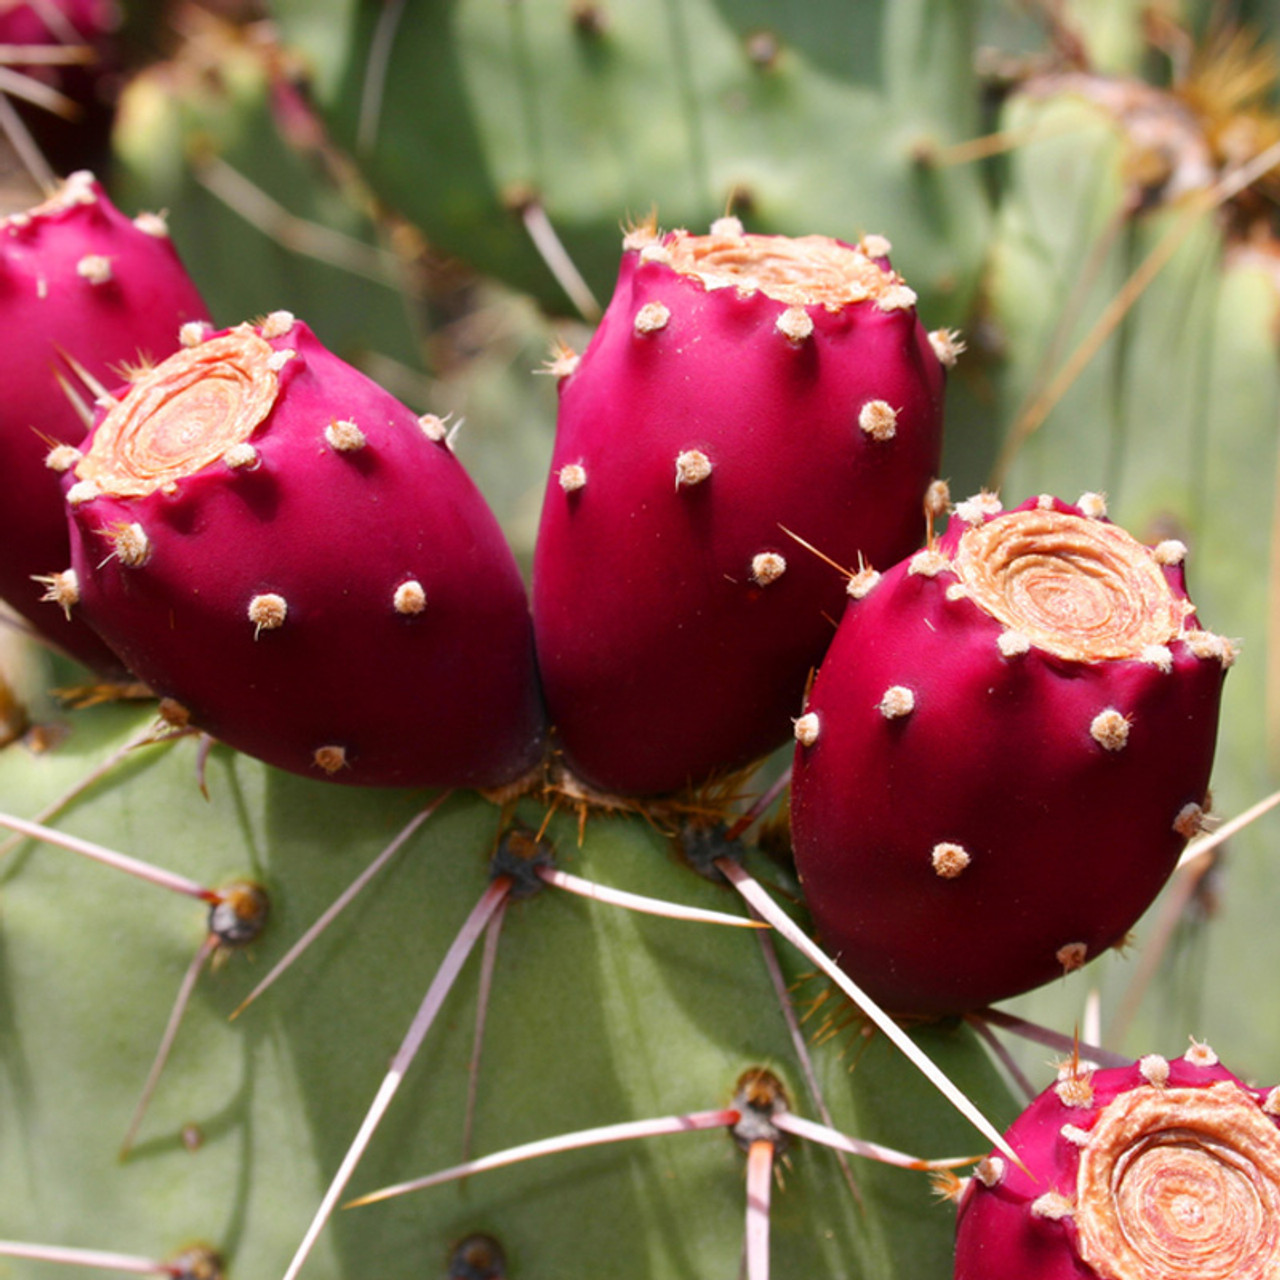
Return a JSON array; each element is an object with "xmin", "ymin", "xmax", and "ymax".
[
  {"xmin": 954, "ymin": 1044, "xmax": 1280, "ymax": 1279},
  {"xmin": 790, "ymin": 493, "xmax": 1230, "ymax": 1014},
  {"xmin": 55, "ymin": 312, "xmax": 545, "ymax": 789},
  {"xmin": 0, "ymin": 171, "xmax": 208, "ymax": 675},
  {"xmin": 534, "ymin": 216, "xmax": 948, "ymax": 795}
]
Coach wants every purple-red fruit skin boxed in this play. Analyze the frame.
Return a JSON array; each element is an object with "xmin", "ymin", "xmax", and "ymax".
[
  {"xmin": 953, "ymin": 1053, "xmax": 1276, "ymax": 1280},
  {"xmin": 533, "ymin": 231, "xmax": 945, "ymax": 795},
  {"xmin": 790, "ymin": 497, "xmax": 1226, "ymax": 1015},
  {"xmin": 2, "ymin": 173, "xmax": 209, "ymax": 674},
  {"xmin": 64, "ymin": 319, "xmax": 545, "ymax": 789}
]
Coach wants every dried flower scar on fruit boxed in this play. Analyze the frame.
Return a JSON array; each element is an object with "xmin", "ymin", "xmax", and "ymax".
[
  {"xmin": 534, "ymin": 219, "xmax": 947, "ymax": 795},
  {"xmin": 953, "ymin": 1050, "xmax": 1280, "ymax": 1280},
  {"xmin": 60, "ymin": 315, "xmax": 545, "ymax": 788},
  {"xmin": 790, "ymin": 494, "xmax": 1228, "ymax": 1014},
  {"xmin": 1, "ymin": 171, "xmax": 209, "ymax": 674}
]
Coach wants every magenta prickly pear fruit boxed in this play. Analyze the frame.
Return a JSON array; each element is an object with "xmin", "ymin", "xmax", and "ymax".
[
  {"xmin": 953, "ymin": 1046, "xmax": 1280, "ymax": 1280},
  {"xmin": 533, "ymin": 217, "xmax": 949, "ymax": 795},
  {"xmin": 1, "ymin": 171, "xmax": 209, "ymax": 674},
  {"xmin": 56, "ymin": 313, "xmax": 546, "ymax": 788},
  {"xmin": 790, "ymin": 493, "xmax": 1230, "ymax": 1014}
]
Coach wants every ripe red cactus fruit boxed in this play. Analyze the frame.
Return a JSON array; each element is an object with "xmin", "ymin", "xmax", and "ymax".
[
  {"xmin": 56, "ymin": 314, "xmax": 546, "ymax": 788},
  {"xmin": 953, "ymin": 1047, "xmax": 1280, "ymax": 1280},
  {"xmin": 532, "ymin": 217, "xmax": 949, "ymax": 795},
  {"xmin": 789, "ymin": 493, "xmax": 1230, "ymax": 1015},
  {"xmin": 1, "ymin": 171, "xmax": 209, "ymax": 674}
]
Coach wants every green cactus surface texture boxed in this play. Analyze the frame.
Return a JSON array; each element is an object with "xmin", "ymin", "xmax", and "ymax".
[{"xmin": 4, "ymin": 3, "xmax": 1280, "ymax": 1280}]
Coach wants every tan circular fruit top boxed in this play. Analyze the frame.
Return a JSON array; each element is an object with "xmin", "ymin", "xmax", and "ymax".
[
  {"xmin": 1075, "ymin": 1082, "xmax": 1280, "ymax": 1280},
  {"xmin": 662, "ymin": 230, "xmax": 896, "ymax": 308},
  {"xmin": 75, "ymin": 329, "xmax": 280, "ymax": 498},
  {"xmin": 953, "ymin": 509, "xmax": 1188, "ymax": 661}
]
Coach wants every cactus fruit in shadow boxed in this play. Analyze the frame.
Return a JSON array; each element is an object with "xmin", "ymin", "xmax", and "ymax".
[
  {"xmin": 1, "ymin": 171, "xmax": 209, "ymax": 675},
  {"xmin": 533, "ymin": 219, "xmax": 946, "ymax": 795},
  {"xmin": 953, "ymin": 1046, "xmax": 1280, "ymax": 1279},
  {"xmin": 57, "ymin": 314, "xmax": 545, "ymax": 788},
  {"xmin": 790, "ymin": 494, "xmax": 1229, "ymax": 1014}
]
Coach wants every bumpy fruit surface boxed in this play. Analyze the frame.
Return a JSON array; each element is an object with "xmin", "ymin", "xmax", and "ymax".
[
  {"xmin": 59, "ymin": 314, "xmax": 545, "ymax": 787},
  {"xmin": 533, "ymin": 219, "xmax": 948, "ymax": 795},
  {"xmin": 1, "ymin": 172, "xmax": 209, "ymax": 674},
  {"xmin": 790, "ymin": 494, "xmax": 1229, "ymax": 1014},
  {"xmin": 954, "ymin": 1048, "xmax": 1280, "ymax": 1280}
]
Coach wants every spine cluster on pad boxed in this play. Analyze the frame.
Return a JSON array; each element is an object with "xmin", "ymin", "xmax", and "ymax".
[
  {"xmin": 790, "ymin": 494, "xmax": 1229, "ymax": 1014},
  {"xmin": 533, "ymin": 218, "xmax": 949, "ymax": 796}
]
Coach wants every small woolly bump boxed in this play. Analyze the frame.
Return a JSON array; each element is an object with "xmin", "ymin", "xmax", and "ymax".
[
  {"xmin": 1173, "ymin": 802, "xmax": 1206, "ymax": 838},
  {"xmin": 709, "ymin": 215, "xmax": 744, "ymax": 237},
  {"xmin": 1263, "ymin": 1087, "xmax": 1280, "ymax": 1116},
  {"xmin": 908, "ymin": 549, "xmax": 949, "ymax": 578},
  {"xmin": 846, "ymin": 567, "xmax": 881, "ymax": 599},
  {"xmin": 1037, "ymin": 493, "xmax": 1056, "ymax": 510},
  {"xmin": 858, "ymin": 400, "xmax": 898, "ymax": 441},
  {"xmin": 931, "ymin": 842, "xmax": 970, "ymax": 879},
  {"xmin": 924, "ymin": 478, "xmax": 951, "ymax": 520},
  {"xmin": 1056, "ymin": 941, "xmax": 1088, "ymax": 972},
  {"xmin": 928, "ymin": 328, "xmax": 965, "ymax": 367},
  {"xmin": 393, "ymin": 580, "xmax": 427, "ymax": 615},
  {"xmin": 110, "ymin": 522, "xmax": 152, "ymax": 567},
  {"xmin": 1090, "ymin": 708, "xmax": 1130, "ymax": 751},
  {"xmin": 1138, "ymin": 1054, "xmax": 1170, "ymax": 1087},
  {"xmin": 541, "ymin": 341, "xmax": 580, "ymax": 379},
  {"xmin": 1055, "ymin": 1073, "xmax": 1095, "ymax": 1109},
  {"xmin": 793, "ymin": 713, "xmax": 820, "ymax": 747},
  {"xmin": 750, "ymin": 552, "xmax": 787, "ymax": 586},
  {"xmin": 45, "ymin": 444, "xmax": 82, "ymax": 472},
  {"xmin": 558, "ymin": 463, "xmax": 587, "ymax": 493},
  {"xmin": 878, "ymin": 685, "xmax": 915, "ymax": 719},
  {"xmin": 1031, "ymin": 1192, "xmax": 1076, "ymax": 1221},
  {"xmin": 954, "ymin": 491, "xmax": 1003, "ymax": 524},
  {"xmin": 638, "ymin": 242, "xmax": 672, "ymax": 266},
  {"xmin": 267, "ymin": 349, "xmax": 295, "ymax": 373},
  {"xmin": 1183, "ymin": 629, "xmax": 1235, "ymax": 667},
  {"xmin": 313, "ymin": 745, "xmax": 348, "ymax": 775},
  {"xmin": 179, "ymin": 321, "xmax": 209, "ymax": 347},
  {"xmin": 66, "ymin": 479, "xmax": 101, "ymax": 506},
  {"xmin": 1077, "ymin": 491, "xmax": 1108, "ymax": 519},
  {"xmin": 248, "ymin": 593, "xmax": 288, "ymax": 635},
  {"xmin": 675, "ymin": 449, "xmax": 713, "ymax": 488},
  {"xmin": 776, "ymin": 306, "xmax": 814, "ymax": 342},
  {"xmin": 876, "ymin": 283, "xmax": 918, "ymax": 312},
  {"xmin": 859, "ymin": 233, "xmax": 892, "ymax": 259},
  {"xmin": 974, "ymin": 1156, "xmax": 1005, "ymax": 1188},
  {"xmin": 224, "ymin": 443, "xmax": 259, "ymax": 470},
  {"xmin": 132, "ymin": 211, "xmax": 169, "ymax": 237},
  {"xmin": 1153, "ymin": 539, "xmax": 1187, "ymax": 566},
  {"xmin": 76, "ymin": 254, "xmax": 113, "ymax": 285},
  {"xmin": 419, "ymin": 413, "xmax": 448, "ymax": 443},
  {"xmin": 997, "ymin": 629, "xmax": 1031, "ymax": 658},
  {"xmin": 1185, "ymin": 1038, "xmax": 1219, "ymax": 1067},
  {"xmin": 945, "ymin": 583, "xmax": 967, "ymax": 602},
  {"xmin": 259, "ymin": 310, "xmax": 296, "ymax": 339},
  {"xmin": 634, "ymin": 301, "xmax": 671, "ymax": 334},
  {"xmin": 36, "ymin": 569, "xmax": 79, "ymax": 618},
  {"xmin": 1060, "ymin": 1124, "xmax": 1091, "ymax": 1147},
  {"xmin": 1139, "ymin": 644, "xmax": 1173, "ymax": 673},
  {"xmin": 325, "ymin": 418, "xmax": 367, "ymax": 452}
]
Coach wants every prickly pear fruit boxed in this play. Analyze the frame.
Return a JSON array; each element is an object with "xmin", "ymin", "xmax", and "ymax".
[
  {"xmin": 1, "ymin": 171, "xmax": 209, "ymax": 675},
  {"xmin": 790, "ymin": 494, "xmax": 1229, "ymax": 1014},
  {"xmin": 533, "ymin": 219, "xmax": 948, "ymax": 795},
  {"xmin": 57, "ymin": 314, "xmax": 546, "ymax": 788},
  {"xmin": 953, "ymin": 1046, "xmax": 1280, "ymax": 1280}
]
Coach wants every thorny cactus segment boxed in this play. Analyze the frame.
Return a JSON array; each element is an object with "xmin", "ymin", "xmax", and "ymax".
[
  {"xmin": 790, "ymin": 495, "xmax": 1228, "ymax": 1014},
  {"xmin": 0, "ymin": 170, "xmax": 209, "ymax": 674},
  {"xmin": 533, "ymin": 222, "xmax": 946, "ymax": 795},
  {"xmin": 953, "ymin": 1052, "xmax": 1280, "ymax": 1280},
  {"xmin": 74, "ymin": 329, "xmax": 278, "ymax": 497},
  {"xmin": 60, "ymin": 317, "xmax": 546, "ymax": 788}
]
